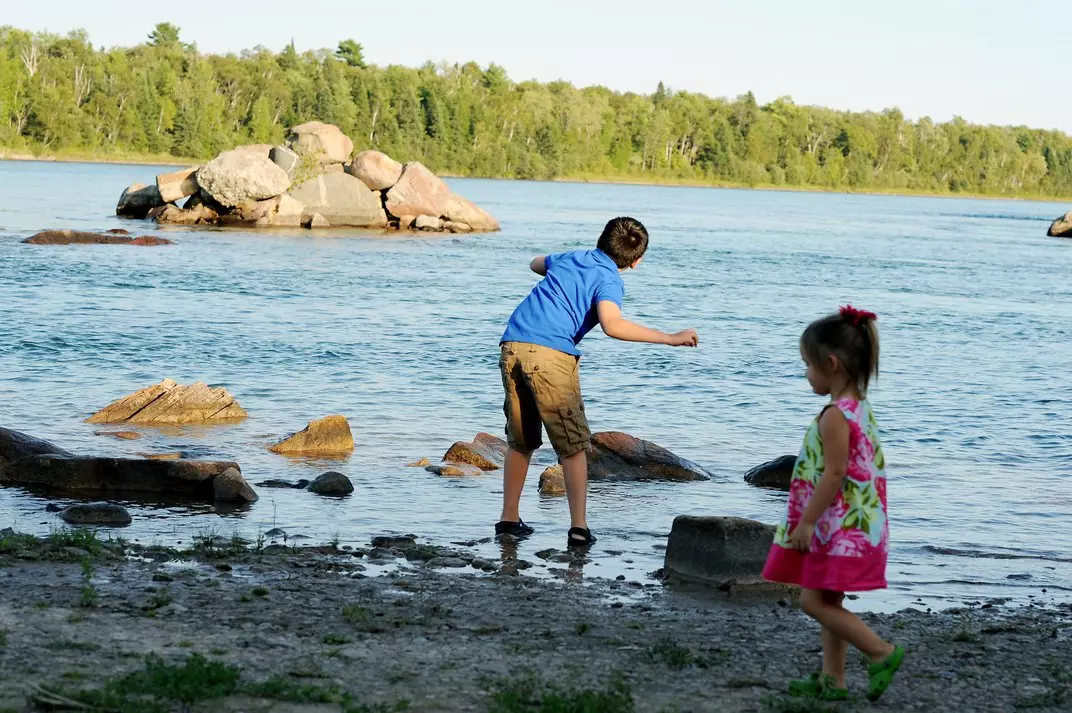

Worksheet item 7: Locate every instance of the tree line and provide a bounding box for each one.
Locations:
[2,23,1072,198]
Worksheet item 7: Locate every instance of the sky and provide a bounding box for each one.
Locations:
[6,0,1072,132]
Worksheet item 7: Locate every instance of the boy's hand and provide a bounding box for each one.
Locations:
[788,522,814,552]
[668,329,699,347]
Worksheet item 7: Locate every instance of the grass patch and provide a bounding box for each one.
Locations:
[251,586,269,598]
[45,640,102,653]
[646,638,701,670]
[48,528,103,555]
[323,632,351,645]
[243,676,409,712]
[0,629,7,646]
[575,622,591,636]
[951,619,981,643]
[487,674,634,713]
[761,694,842,713]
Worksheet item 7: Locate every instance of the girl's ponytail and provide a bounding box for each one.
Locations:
[801,306,881,395]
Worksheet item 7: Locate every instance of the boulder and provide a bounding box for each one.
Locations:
[347,150,403,191]
[269,145,300,178]
[225,194,305,227]
[233,143,274,158]
[288,173,387,227]
[538,465,565,495]
[150,200,219,226]
[59,503,132,527]
[425,463,483,477]
[197,149,291,207]
[24,230,172,246]
[86,379,247,425]
[0,427,72,464]
[444,221,471,234]
[662,516,776,588]
[269,415,354,456]
[443,193,500,232]
[397,215,416,230]
[307,471,354,496]
[94,431,141,441]
[414,215,443,231]
[287,122,354,165]
[156,166,199,203]
[116,182,165,219]
[1048,210,1072,238]
[214,467,259,503]
[305,212,329,229]
[744,455,797,490]
[587,432,711,482]
[443,433,508,471]
[385,162,451,219]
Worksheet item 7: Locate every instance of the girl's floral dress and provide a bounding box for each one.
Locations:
[763,398,889,592]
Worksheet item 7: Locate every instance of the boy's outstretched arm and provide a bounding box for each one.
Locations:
[597,301,698,347]
[530,256,547,275]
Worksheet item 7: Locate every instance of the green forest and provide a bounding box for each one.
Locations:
[3,23,1072,198]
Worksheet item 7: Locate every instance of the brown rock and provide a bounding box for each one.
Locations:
[348,150,404,191]
[587,432,710,482]
[225,194,305,227]
[385,162,451,219]
[414,215,443,231]
[426,463,483,477]
[156,166,199,203]
[86,379,247,426]
[269,415,354,456]
[743,455,797,491]
[443,221,471,233]
[397,215,416,230]
[24,230,172,246]
[443,193,500,232]
[443,433,508,471]
[1048,210,1072,238]
[538,465,565,495]
[94,430,142,441]
[214,467,259,503]
[405,458,430,467]
[287,122,354,165]
[116,182,165,218]
[662,516,779,590]
[140,452,184,461]
[106,228,130,235]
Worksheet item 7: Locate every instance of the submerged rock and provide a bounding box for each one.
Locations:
[86,379,247,426]
[93,431,142,441]
[662,515,777,589]
[24,230,172,246]
[59,503,132,527]
[405,458,430,467]
[538,465,565,495]
[587,432,710,482]
[307,471,353,496]
[1048,210,1072,237]
[743,455,797,491]
[426,463,483,477]
[443,433,508,471]
[269,415,354,456]
[257,479,309,489]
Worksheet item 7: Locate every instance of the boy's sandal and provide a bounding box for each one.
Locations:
[866,645,905,701]
[566,527,597,548]
[789,673,848,701]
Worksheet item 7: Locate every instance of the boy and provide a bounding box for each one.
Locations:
[497,216,698,548]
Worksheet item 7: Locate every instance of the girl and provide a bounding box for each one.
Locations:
[763,306,904,702]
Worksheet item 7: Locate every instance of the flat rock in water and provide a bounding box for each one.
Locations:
[1048,210,1072,237]
[405,458,430,467]
[743,454,797,490]
[587,432,710,482]
[257,479,308,489]
[197,149,291,207]
[24,230,172,246]
[94,430,142,441]
[371,535,416,549]
[425,463,483,477]
[662,515,778,589]
[269,415,354,456]
[384,162,451,219]
[347,150,403,191]
[443,433,508,471]
[214,467,259,503]
[86,378,247,425]
[538,465,565,495]
[59,503,132,527]
[307,471,353,496]
[288,173,387,228]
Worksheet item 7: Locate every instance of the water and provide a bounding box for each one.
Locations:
[1,160,1070,612]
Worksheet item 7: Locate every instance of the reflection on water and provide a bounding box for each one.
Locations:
[1,159,1071,611]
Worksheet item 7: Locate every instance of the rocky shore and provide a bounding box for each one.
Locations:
[0,532,1068,713]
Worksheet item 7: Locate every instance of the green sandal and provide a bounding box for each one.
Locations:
[789,673,849,701]
[867,645,905,701]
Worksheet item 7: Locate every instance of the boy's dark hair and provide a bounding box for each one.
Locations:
[800,307,880,395]
[597,217,649,269]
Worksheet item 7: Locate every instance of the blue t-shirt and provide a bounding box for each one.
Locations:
[501,249,625,356]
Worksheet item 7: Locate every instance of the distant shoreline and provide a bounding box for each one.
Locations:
[2,151,1068,205]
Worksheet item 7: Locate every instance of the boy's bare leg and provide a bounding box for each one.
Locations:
[561,449,588,530]
[499,447,532,523]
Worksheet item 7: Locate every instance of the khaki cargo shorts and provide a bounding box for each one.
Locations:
[499,342,591,457]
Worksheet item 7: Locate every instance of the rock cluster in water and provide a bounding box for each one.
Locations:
[116,122,499,233]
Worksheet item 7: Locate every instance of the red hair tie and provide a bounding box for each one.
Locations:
[839,304,877,326]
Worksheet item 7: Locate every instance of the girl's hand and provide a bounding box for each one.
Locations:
[789,522,814,552]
